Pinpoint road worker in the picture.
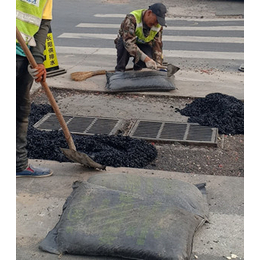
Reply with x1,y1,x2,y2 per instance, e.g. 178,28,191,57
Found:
16,0,53,177
114,3,167,72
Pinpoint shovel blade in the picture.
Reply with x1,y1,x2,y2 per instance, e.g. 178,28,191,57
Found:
60,148,106,170
167,64,180,77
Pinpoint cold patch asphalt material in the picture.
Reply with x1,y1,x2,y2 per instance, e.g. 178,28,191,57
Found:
28,103,157,168
177,93,244,135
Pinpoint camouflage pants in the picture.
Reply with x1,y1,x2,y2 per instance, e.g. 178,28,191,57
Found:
16,55,34,172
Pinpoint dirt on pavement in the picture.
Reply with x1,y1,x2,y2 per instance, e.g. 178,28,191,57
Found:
145,134,244,177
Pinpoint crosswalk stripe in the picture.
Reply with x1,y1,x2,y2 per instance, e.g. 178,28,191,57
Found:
76,23,118,29
76,23,243,31
58,32,243,44
55,46,244,60
58,18,243,61
94,14,125,18
94,14,244,22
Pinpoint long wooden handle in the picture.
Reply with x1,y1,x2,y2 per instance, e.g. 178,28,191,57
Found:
16,27,76,151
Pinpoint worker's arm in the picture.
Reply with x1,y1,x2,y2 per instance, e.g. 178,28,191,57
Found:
30,19,51,64
28,19,51,82
115,14,151,64
31,0,53,63
27,0,53,83
152,28,163,65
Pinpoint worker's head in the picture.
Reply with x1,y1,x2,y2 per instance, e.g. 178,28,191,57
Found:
145,3,167,27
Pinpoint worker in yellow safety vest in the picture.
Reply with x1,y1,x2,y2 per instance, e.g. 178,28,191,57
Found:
16,0,53,178
114,3,167,72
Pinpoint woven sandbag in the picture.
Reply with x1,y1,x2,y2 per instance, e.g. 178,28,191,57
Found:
39,173,209,260
106,70,175,92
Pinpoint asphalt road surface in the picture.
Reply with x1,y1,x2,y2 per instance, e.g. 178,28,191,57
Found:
51,0,244,73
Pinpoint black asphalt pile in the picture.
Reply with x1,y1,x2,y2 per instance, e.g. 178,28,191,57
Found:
27,103,157,168
176,93,244,135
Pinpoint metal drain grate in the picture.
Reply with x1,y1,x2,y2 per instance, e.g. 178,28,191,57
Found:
34,113,125,136
35,114,72,131
34,114,218,145
128,120,218,145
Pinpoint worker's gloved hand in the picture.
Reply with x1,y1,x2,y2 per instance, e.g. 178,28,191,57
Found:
145,58,157,70
28,64,47,83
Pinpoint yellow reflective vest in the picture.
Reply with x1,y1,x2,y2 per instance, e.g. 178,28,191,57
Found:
130,9,161,44
16,0,47,46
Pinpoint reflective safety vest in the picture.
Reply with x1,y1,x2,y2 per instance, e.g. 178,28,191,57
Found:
16,0,47,46
130,9,161,44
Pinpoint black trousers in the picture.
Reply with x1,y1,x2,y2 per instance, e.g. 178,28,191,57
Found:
115,37,153,71
16,55,34,172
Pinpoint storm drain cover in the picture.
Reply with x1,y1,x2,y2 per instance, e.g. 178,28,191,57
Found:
34,114,218,145
34,113,125,136
128,120,218,146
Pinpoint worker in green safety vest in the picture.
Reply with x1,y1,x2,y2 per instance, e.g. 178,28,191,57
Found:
114,3,167,72
16,0,53,178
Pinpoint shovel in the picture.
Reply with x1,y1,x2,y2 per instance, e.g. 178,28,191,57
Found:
16,27,106,170
157,64,180,77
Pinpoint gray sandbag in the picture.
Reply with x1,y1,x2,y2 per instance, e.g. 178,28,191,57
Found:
39,173,209,259
105,70,175,92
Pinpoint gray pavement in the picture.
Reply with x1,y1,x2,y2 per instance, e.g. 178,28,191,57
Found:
18,1,245,260
30,0,244,100
36,67,244,100
31,48,244,100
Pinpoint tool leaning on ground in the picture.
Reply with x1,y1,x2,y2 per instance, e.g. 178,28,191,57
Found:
71,63,180,81
157,64,180,77
16,27,106,170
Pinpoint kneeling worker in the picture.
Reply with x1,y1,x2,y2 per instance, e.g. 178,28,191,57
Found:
114,3,167,72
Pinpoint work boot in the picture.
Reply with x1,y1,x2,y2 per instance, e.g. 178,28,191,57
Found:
16,165,53,178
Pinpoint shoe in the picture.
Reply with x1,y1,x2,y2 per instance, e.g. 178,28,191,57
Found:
238,64,244,72
16,165,53,178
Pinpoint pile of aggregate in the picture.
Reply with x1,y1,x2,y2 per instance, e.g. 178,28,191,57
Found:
27,103,157,168
176,93,244,135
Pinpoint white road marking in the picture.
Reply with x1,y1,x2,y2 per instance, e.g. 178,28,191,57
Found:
55,46,244,60
58,32,243,44
94,14,244,22
76,23,243,31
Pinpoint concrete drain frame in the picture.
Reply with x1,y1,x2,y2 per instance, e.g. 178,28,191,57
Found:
34,114,218,146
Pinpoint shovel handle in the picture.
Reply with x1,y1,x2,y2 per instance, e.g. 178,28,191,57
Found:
157,64,167,70
16,27,76,151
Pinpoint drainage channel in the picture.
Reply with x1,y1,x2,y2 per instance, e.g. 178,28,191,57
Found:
34,113,218,146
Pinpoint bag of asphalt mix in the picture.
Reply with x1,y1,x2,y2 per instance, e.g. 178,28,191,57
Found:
39,173,209,259
106,70,176,92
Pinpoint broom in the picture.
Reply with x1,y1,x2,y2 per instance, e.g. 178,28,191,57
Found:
71,68,134,81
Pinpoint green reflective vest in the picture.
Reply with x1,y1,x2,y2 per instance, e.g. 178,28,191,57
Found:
16,0,47,46
130,9,161,44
